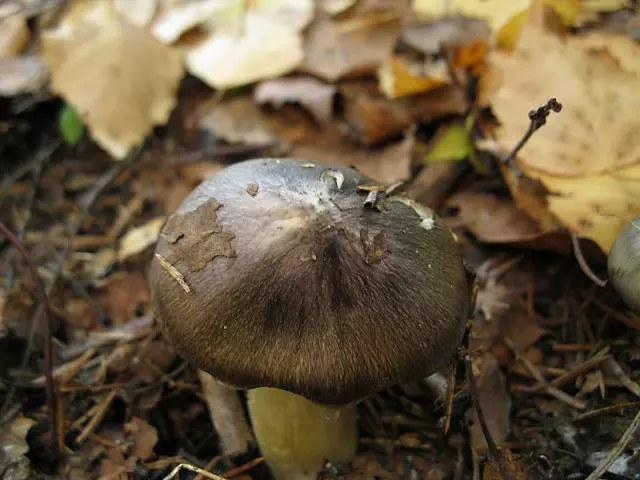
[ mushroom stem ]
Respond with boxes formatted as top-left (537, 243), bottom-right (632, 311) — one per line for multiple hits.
top-left (247, 387), bottom-right (358, 480)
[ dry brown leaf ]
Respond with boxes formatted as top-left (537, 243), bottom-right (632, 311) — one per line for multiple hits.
top-left (483, 449), bottom-right (530, 480)
top-left (467, 352), bottom-right (512, 451)
top-left (267, 107), bottom-right (414, 184)
top-left (125, 417), bottom-right (159, 460)
top-left (341, 86), bottom-right (413, 145)
top-left (40, 0), bottom-right (183, 159)
top-left (198, 96), bottom-right (281, 147)
top-left (302, 10), bottom-right (402, 82)
top-left (114, 0), bottom-right (157, 27)
top-left (99, 447), bottom-right (136, 479)
top-left (254, 76), bottom-right (337, 124)
top-left (491, 25), bottom-right (640, 252)
top-left (96, 272), bottom-right (152, 325)
top-left (445, 192), bottom-right (544, 243)
top-left (0, 415), bottom-right (35, 479)
top-left (502, 313), bottom-right (550, 350)
top-left (0, 16), bottom-right (29, 58)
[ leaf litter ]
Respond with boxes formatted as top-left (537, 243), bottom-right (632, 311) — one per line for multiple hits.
top-left (2, 0), bottom-right (640, 479)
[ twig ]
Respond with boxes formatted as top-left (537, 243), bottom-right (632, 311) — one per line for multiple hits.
top-left (75, 388), bottom-right (118, 445)
top-left (0, 138), bottom-right (60, 197)
top-left (506, 338), bottom-right (586, 410)
top-left (576, 402), bottom-right (640, 421)
top-left (570, 234), bottom-right (607, 287)
top-left (163, 463), bottom-right (227, 480)
top-left (222, 457), bottom-right (264, 478)
top-left (605, 358), bottom-right (640, 398)
top-left (444, 362), bottom-right (457, 435)
top-left (0, 221), bottom-right (62, 457)
top-left (585, 408), bottom-right (640, 480)
top-left (464, 354), bottom-right (516, 480)
top-left (502, 98), bottom-right (562, 176)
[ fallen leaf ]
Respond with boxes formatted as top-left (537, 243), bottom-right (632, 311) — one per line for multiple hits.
top-left (378, 55), bottom-right (450, 99)
top-left (411, 0), bottom-right (529, 39)
top-left (400, 84), bottom-right (468, 123)
top-left (96, 272), bottom-right (152, 325)
top-left (125, 417), bottom-right (158, 460)
top-left (580, 0), bottom-right (630, 13)
top-left (491, 25), bottom-right (640, 252)
top-left (483, 449), bottom-right (530, 480)
top-left (152, 0), bottom-right (233, 44)
top-left (445, 192), bottom-right (544, 243)
top-left (118, 216), bottom-right (165, 261)
top-left (0, 56), bottom-right (49, 96)
top-left (0, 415), bottom-right (35, 479)
top-left (424, 119), bottom-right (474, 164)
top-left (467, 352), bottom-right (512, 451)
top-left (254, 76), bottom-right (337, 124)
top-left (502, 313), bottom-right (550, 350)
top-left (0, 16), bottom-right (29, 57)
top-left (198, 96), bottom-right (281, 147)
top-left (341, 86), bottom-right (412, 145)
top-left (40, 0), bottom-right (183, 159)
top-left (185, 8), bottom-right (304, 88)
top-left (401, 16), bottom-right (490, 56)
top-left (99, 447), bottom-right (136, 480)
top-left (511, 346), bottom-right (543, 377)
top-left (302, 10), bottom-right (402, 82)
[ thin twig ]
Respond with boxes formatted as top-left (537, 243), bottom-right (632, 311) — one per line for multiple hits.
top-left (502, 98), bottom-right (562, 176)
top-left (163, 463), bottom-right (227, 480)
top-left (585, 409), bottom-right (640, 480)
top-left (0, 221), bottom-right (62, 457)
top-left (570, 234), bottom-right (607, 287)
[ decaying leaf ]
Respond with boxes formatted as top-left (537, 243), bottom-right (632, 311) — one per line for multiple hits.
top-left (161, 198), bottom-right (236, 272)
top-left (445, 192), bottom-right (544, 243)
top-left (466, 352), bottom-right (511, 451)
top-left (254, 76), bottom-right (337, 124)
top-left (491, 24), bottom-right (640, 252)
top-left (401, 16), bottom-right (490, 55)
top-left (303, 10), bottom-right (402, 82)
top-left (40, 0), bottom-right (183, 159)
top-left (198, 96), bottom-right (281, 147)
top-left (114, 0), bottom-right (157, 27)
top-left (125, 417), bottom-right (158, 461)
top-left (118, 217), bottom-right (165, 260)
top-left (185, 5), bottom-right (304, 89)
top-left (152, 0), bottom-right (232, 43)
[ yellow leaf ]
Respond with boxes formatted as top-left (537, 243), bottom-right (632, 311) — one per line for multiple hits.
top-left (378, 56), bottom-right (449, 99)
top-left (532, 165), bottom-right (640, 253)
top-left (40, 0), bottom-right (183, 159)
top-left (412, 0), bottom-right (530, 35)
top-left (490, 24), bottom-right (640, 253)
top-left (581, 0), bottom-right (630, 12)
top-left (424, 120), bottom-right (473, 164)
top-left (0, 16), bottom-right (29, 58)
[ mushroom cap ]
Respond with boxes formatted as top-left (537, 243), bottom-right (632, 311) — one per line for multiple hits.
top-left (608, 216), bottom-right (640, 315)
top-left (150, 158), bottom-right (471, 405)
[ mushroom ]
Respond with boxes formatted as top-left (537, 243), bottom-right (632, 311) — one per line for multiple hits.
top-left (149, 158), bottom-right (472, 480)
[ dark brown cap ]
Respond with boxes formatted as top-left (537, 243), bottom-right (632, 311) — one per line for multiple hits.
top-left (150, 158), bottom-right (471, 405)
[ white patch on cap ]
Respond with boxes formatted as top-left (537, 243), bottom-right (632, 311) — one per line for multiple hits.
top-left (387, 196), bottom-right (436, 231)
top-left (320, 169), bottom-right (344, 189)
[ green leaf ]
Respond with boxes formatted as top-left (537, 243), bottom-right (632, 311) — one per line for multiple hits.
top-left (424, 119), bottom-right (474, 164)
top-left (58, 104), bottom-right (84, 145)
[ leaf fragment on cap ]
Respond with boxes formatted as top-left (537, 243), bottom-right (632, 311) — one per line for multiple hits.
top-left (161, 198), bottom-right (236, 272)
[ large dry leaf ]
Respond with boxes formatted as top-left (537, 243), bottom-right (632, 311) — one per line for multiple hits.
top-left (185, 10), bottom-right (303, 88)
top-left (0, 16), bottom-right (29, 58)
top-left (40, 1), bottom-right (183, 159)
top-left (491, 25), bottom-right (640, 252)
